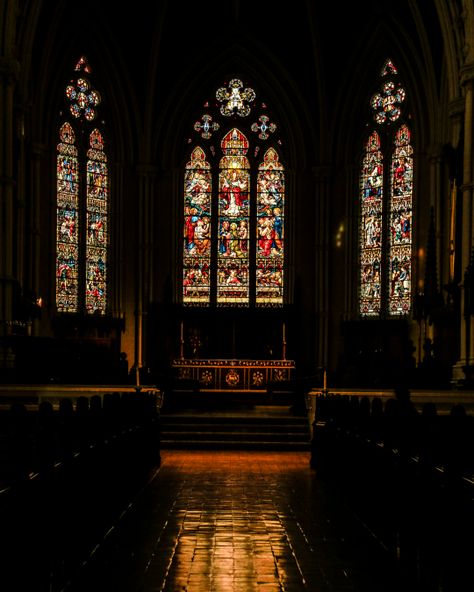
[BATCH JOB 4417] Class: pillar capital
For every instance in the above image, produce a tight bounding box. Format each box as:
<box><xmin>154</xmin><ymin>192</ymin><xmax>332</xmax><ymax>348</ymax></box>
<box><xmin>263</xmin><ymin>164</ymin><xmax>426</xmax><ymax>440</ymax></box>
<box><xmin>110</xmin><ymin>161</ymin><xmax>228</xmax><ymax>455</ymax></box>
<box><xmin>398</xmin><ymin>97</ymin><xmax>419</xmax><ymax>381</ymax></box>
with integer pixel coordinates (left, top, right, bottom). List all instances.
<box><xmin>460</xmin><ymin>62</ymin><xmax>474</xmax><ymax>87</ymax></box>
<box><xmin>448</xmin><ymin>96</ymin><xmax>465</xmax><ymax>118</ymax></box>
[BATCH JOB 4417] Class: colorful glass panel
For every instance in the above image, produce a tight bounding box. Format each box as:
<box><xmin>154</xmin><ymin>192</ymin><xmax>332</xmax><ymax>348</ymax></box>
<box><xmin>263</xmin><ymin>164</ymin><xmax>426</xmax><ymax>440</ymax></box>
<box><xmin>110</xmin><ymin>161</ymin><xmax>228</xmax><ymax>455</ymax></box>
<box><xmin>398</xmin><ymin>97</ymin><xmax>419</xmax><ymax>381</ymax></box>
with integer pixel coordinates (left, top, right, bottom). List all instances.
<box><xmin>251</xmin><ymin>115</ymin><xmax>277</xmax><ymax>140</ymax></box>
<box><xmin>371</xmin><ymin>59</ymin><xmax>405</xmax><ymax>125</ymax></box>
<box><xmin>217</xmin><ymin>129</ymin><xmax>250</xmax><ymax>305</ymax></box>
<box><xmin>359</xmin><ymin>131</ymin><xmax>383</xmax><ymax>316</ymax></box>
<box><xmin>56</xmin><ymin>122</ymin><xmax>79</xmax><ymax>312</ymax></box>
<box><xmin>86</xmin><ymin>129</ymin><xmax>108</xmax><ymax>314</ymax></box>
<box><xmin>256</xmin><ymin>148</ymin><xmax>284</xmax><ymax>306</ymax></box>
<box><xmin>388</xmin><ymin>124</ymin><xmax>413</xmax><ymax>315</ymax></box>
<box><xmin>216</xmin><ymin>79</ymin><xmax>256</xmax><ymax>117</ymax></box>
<box><xmin>194</xmin><ymin>114</ymin><xmax>219</xmax><ymax>139</ymax></box>
<box><xmin>183</xmin><ymin>147</ymin><xmax>212</xmax><ymax>305</ymax></box>
<box><xmin>381</xmin><ymin>59</ymin><xmax>398</xmax><ymax>77</ymax></box>
<box><xmin>65</xmin><ymin>57</ymin><xmax>100</xmax><ymax>122</ymax></box>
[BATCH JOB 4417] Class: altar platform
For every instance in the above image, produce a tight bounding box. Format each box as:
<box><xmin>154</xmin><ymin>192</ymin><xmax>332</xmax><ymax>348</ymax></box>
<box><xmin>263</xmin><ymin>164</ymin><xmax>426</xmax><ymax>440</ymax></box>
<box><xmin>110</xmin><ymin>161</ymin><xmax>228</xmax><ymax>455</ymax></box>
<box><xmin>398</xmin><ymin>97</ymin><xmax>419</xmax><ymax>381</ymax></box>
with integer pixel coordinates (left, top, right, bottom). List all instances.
<box><xmin>170</xmin><ymin>358</ymin><xmax>295</xmax><ymax>392</ymax></box>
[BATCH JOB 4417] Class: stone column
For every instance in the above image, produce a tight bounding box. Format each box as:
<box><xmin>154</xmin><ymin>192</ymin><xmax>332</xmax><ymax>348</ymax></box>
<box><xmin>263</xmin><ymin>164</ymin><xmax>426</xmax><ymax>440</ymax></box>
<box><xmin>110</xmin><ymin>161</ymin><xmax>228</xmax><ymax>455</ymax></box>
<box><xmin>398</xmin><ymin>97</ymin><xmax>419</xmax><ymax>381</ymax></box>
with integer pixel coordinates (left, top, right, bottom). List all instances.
<box><xmin>0</xmin><ymin>57</ymin><xmax>19</xmax><ymax>338</ymax></box>
<box><xmin>134</xmin><ymin>164</ymin><xmax>157</xmax><ymax>383</ymax></box>
<box><xmin>29</xmin><ymin>142</ymin><xmax>46</xmax><ymax>334</ymax></box>
<box><xmin>423</xmin><ymin>146</ymin><xmax>444</xmax><ymax>345</ymax></box>
<box><xmin>313</xmin><ymin>165</ymin><xmax>331</xmax><ymax>373</ymax></box>
<box><xmin>344</xmin><ymin>165</ymin><xmax>357</xmax><ymax>318</ymax></box>
<box><xmin>453</xmin><ymin>64</ymin><xmax>474</xmax><ymax>382</ymax></box>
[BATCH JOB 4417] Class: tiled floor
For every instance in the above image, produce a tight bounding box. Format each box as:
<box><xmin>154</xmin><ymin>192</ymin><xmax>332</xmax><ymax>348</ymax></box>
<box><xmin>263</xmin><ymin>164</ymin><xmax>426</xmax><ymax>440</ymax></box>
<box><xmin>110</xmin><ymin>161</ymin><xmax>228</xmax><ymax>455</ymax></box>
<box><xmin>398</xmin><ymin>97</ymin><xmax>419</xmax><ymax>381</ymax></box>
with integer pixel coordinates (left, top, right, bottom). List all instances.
<box><xmin>65</xmin><ymin>451</ymin><xmax>402</xmax><ymax>592</ymax></box>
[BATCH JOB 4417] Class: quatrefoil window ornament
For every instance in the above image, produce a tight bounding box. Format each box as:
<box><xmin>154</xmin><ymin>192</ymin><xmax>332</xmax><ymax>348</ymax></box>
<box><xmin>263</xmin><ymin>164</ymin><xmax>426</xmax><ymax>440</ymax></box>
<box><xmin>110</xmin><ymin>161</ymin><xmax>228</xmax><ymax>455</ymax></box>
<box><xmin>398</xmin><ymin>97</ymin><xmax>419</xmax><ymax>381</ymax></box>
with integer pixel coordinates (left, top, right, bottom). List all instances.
<box><xmin>371</xmin><ymin>60</ymin><xmax>406</xmax><ymax>125</ymax></box>
<box><xmin>65</xmin><ymin>77</ymin><xmax>101</xmax><ymax>121</ymax></box>
<box><xmin>251</xmin><ymin>115</ymin><xmax>277</xmax><ymax>140</ymax></box>
<box><xmin>194</xmin><ymin>114</ymin><xmax>220</xmax><ymax>139</ymax></box>
<box><xmin>216</xmin><ymin>79</ymin><xmax>256</xmax><ymax>117</ymax></box>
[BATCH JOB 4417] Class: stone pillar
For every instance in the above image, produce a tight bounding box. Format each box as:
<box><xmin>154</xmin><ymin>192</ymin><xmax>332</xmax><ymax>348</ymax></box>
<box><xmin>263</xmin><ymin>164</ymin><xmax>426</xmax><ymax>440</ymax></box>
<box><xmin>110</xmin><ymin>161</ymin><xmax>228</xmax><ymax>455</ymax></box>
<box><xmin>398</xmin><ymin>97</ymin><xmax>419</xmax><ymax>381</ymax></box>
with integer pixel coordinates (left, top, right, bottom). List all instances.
<box><xmin>110</xmin><ymin>160</ymin><xmax>124</xmax><ymax>319</ymax></box>
<box><xmin>0</xmin><ymin>57</ymin><xmax>19</xmax><ymax>338</ymax></box>
<box><xmin>344</xmin><ymin>165</ymin><xmax>357</xmax><ymax>318</ymax></box>
<box><xmin>29</xmin><ymin>142</ymin><xmax>46</xmax><ymax>334</ymax></box>
<box><xmin>453</xmin><ymin>64</ymin><xmax>474</xmax><ymax>383</ymax></box>
<box><xmin>313</xmin><ymin>166</ymin><xmax>331</xmax><ymax>372</ymax></box>
<box><xmin>424</xmin><ymin>146</ymin><xmax>444</xmax><ymax>345</ymax></box>
<box><xmin>134</xmin><ymin>164</ymin><xmax>157</xmax><ymax>382</ymax></box>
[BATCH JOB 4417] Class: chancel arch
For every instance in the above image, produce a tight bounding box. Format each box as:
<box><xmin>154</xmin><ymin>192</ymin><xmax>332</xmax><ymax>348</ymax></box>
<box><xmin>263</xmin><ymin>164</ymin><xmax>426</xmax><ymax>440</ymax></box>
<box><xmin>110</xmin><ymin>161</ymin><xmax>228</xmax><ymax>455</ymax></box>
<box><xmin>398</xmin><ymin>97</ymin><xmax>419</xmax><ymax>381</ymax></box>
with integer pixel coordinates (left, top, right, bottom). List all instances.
<box><xmin>174</xmin><ymin>76</ymin><xmax>294</xmax><ymax>387</ymax></box>
<box><xmin>182</xmin><ymin>79</ymin><xmax>286</xmax><ymax>310</ymax></box>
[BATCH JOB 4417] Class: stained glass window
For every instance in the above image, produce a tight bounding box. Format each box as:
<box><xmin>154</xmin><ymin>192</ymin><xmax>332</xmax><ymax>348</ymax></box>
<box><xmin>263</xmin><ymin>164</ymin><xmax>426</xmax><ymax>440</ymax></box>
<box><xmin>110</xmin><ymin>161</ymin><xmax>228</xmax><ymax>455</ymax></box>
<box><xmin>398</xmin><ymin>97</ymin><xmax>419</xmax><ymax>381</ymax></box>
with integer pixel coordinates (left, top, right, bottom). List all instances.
<box><xmin>257</xmin><ymin>148</ymin><xmax>285</xmax><ymax>305</ymax></box>
<box><xmin>56</xmin><ymin>122</ymin><xmax>79</xmax><ymax>312</ymax></box>
<box><xmin>183</xmin><ymin>147</ymin><xmax>212</xmax><ymax>305</ymax></box>
<box><xmin>182</xmin><ymin>79</ymin><xmax>284</xmax><ymax>308</ymax></box>
<box><xmin>56</xmin><ymin>57</ymin><xmax>108</xmax><ymax>315</ymax></box>
<box><xmin>217</xmin><ymin>129</ymin><xmax>250</xmax><ymax>306</ymax></box>
<box><xmin>86</xmin><ymin>129</ymin><xmax>108</xmax><ymax>313</ymax></box>
<box><xmin>389</xmin><ymin>124</ymin><xmax>413</xmax><ymax>315</ymax></box>
<box><xmin>359</xmin><ymin>60</ymin><xmax>413</xmax><ymax>318</ymax></box>
<box><xmin>359</xmin><ymin>132</ymin><xmax>383</xmax><ymax>316</ymax></box>
<box><xmin>371</xmin><ymin>60</ymin><xmax>406</xmax><ymax>125</ymax></box>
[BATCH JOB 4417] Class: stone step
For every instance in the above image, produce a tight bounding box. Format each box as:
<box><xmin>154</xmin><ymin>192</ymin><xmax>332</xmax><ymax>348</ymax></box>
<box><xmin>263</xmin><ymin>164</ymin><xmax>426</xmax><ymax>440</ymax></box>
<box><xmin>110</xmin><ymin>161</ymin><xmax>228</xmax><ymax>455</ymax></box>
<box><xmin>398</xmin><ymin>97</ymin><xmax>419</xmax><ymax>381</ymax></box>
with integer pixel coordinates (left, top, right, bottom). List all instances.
<box><xmin>161</xmin><ymin>417</ymin><xmax>309</xmax><ymax>428</ymax></box>
<box><xmin>160</xmin><ymin>439</ymin><xmax>311</xmax><ymax>451</ymax></box>
<box><xmin>162</xmin><ymin>430</ymin><xmax>309</xmax><ymax>442</ymax></box>
<box><xmin>159</xmin><ymin>404</ymin><xmax>311</xmax><ymax>450</ymax></box>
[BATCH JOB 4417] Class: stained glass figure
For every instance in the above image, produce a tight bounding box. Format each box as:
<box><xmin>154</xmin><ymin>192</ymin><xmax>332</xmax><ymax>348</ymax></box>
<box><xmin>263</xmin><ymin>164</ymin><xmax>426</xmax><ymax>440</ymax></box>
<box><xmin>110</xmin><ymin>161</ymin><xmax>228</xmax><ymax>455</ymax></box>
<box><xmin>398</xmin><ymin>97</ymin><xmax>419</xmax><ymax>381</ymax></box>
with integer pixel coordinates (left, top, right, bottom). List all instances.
<box><xmin>256</xmin><ymin>148</ymin><xmax>284</xmax><ymax>306</ymax></box>
<box><xmin>56</xmin><ymin>122</ymin><xmax>79</xmax><ymax>312</ymax></box>
<box><xmin>359</xmin><ymin>131</ymin><xmax>383</xmax><ymax>316</ymax></box>
<box><xmin>217</xmin><ymin>129</ymin><xmax>250</xmax><ymax>305</ymax></box>
<box><xmin>86</xmin><ymin>129</ymin><xmax>108</xmax><ymax>314</ymax></box>
<box><xmin>216</xmin><ymin>79</ymin><xmax>256</xmax><ymax>117</ymax></box>
<box><xmin>389</xmin><ymin>124</ymin><xmax>413</xmax><ymax>315</ymax></box>
<box><xmin>183</xmin><ymin>147</ymin><xmax>212</xmax><ymax>305</ymax></box>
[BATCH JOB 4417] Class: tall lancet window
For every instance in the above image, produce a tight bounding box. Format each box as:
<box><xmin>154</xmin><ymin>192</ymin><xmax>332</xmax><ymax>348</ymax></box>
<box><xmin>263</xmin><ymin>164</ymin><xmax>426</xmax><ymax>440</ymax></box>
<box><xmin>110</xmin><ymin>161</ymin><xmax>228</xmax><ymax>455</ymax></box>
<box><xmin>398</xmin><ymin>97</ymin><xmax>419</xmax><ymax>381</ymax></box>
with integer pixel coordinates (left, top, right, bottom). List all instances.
<box><xmin>359</xmin><ymin>59</ymin><xmax>413</xmax><ymax>317</ymax></box>
<box><xmin>257</xmin><ymin>148</ymin><xmax>285</xmax><ymax>305</ymax></box>
<box><xmin>183</xmin><ymin>147</ymin><xmax>212</xmax><ymax>305</ymax></box>
<box><xmin>182</xmin><ymin>78</ymin><xmax>285</xmax><ymax>308</ymax></box>
<box><xmin>218</xmin><ymin>129</ymin><xmax>250</xmax><ymax>305</ymax></box>
<box><xmin>56</xmin><ymin>56</ymin><xmax>108</xmax><ymax>314</ymax></box>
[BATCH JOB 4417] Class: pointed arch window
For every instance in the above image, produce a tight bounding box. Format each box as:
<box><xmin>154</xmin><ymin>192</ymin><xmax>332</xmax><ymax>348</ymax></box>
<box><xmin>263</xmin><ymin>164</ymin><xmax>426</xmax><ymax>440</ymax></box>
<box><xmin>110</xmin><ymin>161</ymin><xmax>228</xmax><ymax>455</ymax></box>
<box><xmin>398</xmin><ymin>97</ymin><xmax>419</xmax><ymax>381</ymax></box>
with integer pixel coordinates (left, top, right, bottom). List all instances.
<box><xmin>183</xmin><ymin>79</ymin><xmax>285</xmax><ymax>308</ymax></box>
<box><xmin>56</xmin><ymin>57</ymin><xmax>108</xmax><ymax>314</ymax></box>
<box><xmin>359</xmin><ymin>59</ymin><xmax>413</xmax><ymax>317</ymax></box>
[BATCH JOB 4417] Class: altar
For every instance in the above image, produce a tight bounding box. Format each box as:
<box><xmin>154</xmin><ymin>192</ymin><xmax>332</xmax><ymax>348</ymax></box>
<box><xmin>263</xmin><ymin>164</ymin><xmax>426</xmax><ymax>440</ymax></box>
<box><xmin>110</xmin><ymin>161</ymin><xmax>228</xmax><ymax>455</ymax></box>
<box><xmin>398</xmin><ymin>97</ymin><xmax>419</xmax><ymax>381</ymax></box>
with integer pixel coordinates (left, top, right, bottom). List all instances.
<box><xmin>171</xmin><ymin>359</ymin><xmax>295</xmax><ymax>391</ymax></box>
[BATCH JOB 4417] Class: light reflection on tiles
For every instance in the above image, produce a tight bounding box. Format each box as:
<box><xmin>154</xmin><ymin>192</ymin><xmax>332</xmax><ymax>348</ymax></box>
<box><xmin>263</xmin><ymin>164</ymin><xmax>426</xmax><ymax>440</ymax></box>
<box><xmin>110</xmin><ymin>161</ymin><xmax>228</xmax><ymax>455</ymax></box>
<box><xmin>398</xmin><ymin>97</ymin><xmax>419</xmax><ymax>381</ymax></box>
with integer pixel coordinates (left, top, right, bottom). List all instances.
<box><xmin>143</xmin><ymin>451</ymin><xmax>310</xmax><ymax>591</ymax></box>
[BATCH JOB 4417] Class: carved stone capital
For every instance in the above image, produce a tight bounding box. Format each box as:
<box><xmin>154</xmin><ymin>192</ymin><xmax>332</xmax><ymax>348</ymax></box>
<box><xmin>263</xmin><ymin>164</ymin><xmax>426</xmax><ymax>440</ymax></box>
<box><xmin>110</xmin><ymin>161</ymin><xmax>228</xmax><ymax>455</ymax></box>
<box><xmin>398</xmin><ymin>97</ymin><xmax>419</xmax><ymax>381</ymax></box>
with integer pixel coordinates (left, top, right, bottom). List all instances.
<box><xmin>460</xmin><ymin>62</ymin><xmax>474</xmax><ymax>87</ymax></box>
<box><xmin>448</xmin><ymin>96</ymin><xmax>465</xmax><ymax>119</ymax></box>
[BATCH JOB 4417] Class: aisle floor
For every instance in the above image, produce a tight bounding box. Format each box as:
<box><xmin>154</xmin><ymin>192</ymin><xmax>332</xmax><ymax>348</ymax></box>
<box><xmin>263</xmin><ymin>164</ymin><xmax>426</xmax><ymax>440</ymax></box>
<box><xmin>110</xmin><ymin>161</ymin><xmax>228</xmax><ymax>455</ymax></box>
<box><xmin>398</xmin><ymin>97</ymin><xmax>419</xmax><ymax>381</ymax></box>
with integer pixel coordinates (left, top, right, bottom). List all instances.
<box><xmin>66</xmin><ymin>451</ymin><xmax>402</xmax><ymax>592</ymax></box>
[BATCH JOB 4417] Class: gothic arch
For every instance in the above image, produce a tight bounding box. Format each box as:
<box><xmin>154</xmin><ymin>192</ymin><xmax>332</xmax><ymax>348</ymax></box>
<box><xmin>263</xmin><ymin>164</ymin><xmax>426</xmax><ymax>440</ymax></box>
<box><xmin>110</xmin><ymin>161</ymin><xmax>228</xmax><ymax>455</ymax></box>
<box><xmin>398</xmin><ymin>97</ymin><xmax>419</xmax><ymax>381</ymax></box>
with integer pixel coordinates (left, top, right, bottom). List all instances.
<box><xmin>154</xmin><ymin>45</ymin><xmax>311</xmax><ymax>172</ymax></box>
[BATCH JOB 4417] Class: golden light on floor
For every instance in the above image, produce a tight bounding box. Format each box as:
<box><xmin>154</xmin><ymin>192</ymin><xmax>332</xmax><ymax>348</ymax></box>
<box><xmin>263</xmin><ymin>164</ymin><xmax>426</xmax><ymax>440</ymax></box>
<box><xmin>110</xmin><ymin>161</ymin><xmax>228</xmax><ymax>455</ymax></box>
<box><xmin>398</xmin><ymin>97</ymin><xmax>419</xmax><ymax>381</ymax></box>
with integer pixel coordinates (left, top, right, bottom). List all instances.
<box><xmin>144</xmin><ymin>451</ymin><xmax>310</xmax><ymax>591</ymax></box>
